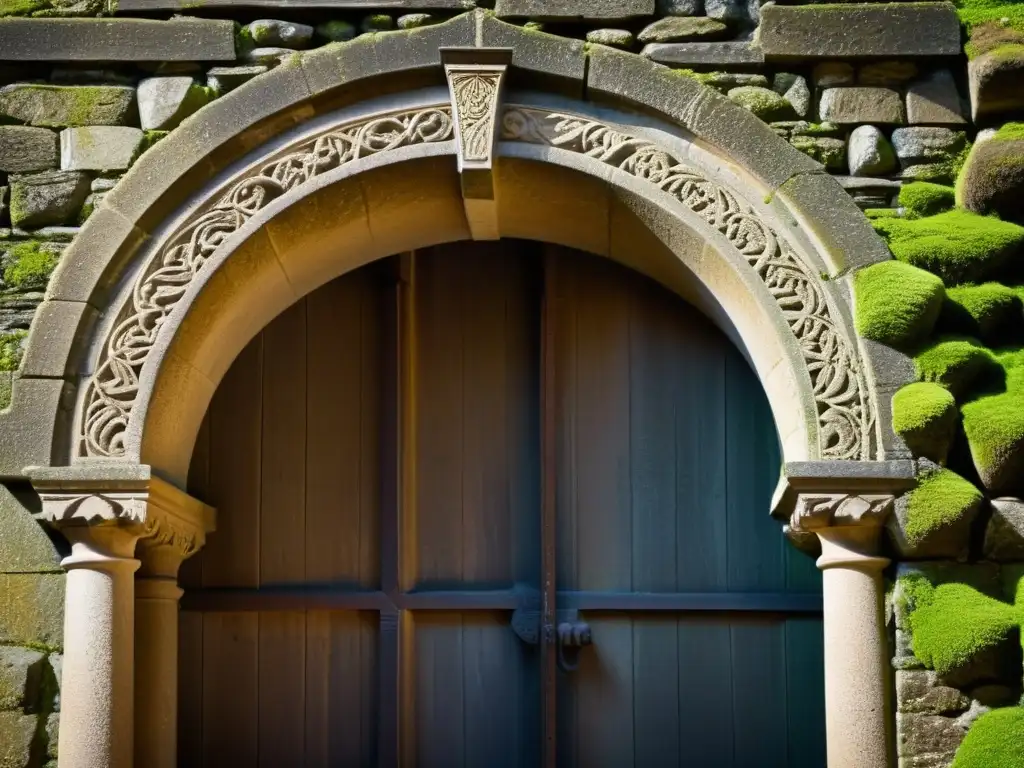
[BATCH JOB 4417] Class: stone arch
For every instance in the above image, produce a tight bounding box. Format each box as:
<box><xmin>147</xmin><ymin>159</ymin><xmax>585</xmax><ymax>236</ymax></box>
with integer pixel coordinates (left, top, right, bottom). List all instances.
<box><xmin>3</xmin><ymin>10</ymin><xmax>908</xmax><ymax>485</ymax></box>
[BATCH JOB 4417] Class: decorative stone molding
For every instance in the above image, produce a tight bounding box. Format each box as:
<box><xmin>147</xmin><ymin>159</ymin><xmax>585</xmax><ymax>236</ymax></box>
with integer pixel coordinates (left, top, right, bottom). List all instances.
<box><xmin>27</xmin><ymin>464</ymin><xmax>215</xmax><ymax>558</ymax></box>
<box><xmin>791</xmin><ymin>493</ymin><xmax>895</xmax><ymax>532</ymax></box>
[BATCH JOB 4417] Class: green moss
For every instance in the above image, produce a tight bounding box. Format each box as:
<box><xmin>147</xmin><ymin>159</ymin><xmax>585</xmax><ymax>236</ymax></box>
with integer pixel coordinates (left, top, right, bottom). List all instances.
<box><xmin>910</xmin><ymin>581</ymin><xmax>1018</xmax><ymax>674</ymax></box>
<box><xmin>2</xmin><ymin>241</ymin><xmax>57</xmax><ymax>290</ymax></box>
<box><xmin>0</xmin><ymin>0</ymin><xmax>46</xmax><ymax>15</ymax></box>
<box><xmin>234</xmin><ymin>23</ymin><xmax>255</xmax><ymax>56</ymax></box>
<box><xmin>66</xmin><ymin>87</ymin><xmax>119</xmax><ymax>127</ymax></box>
<box><xmin>854</xmin><ymin>261</ymin><xmax>945</xmax><ymax>351</ymax></box>
<box><xmin>961</xmin><ymin>354</ymin><xmax>1024</xmax><ymax>486</ymax></box>
<box><xmin>892</xmin><ymin>382</ymin><xmax>959</xmax><ymax>462</ymax></box>
<box><xmin>0</xmin><ymin>331</ymin><xmax>26</xmax><ymax>372</ymax></box>
<box><xmin>915</xmin><ymin>337</ymin><xmax>1000</xmax><ymax>398</ymax></box>
<box><xmin>899</xmin><ymin>182</ymin><xmax>956</xmax><ymax>218</ymax></box>
<box><xmin>872</xmin><ymin>210</ymin><xmax>1024</xmax><ymax>285</ymax></box>
<box><xmin>952</xmin><ymin>707</ymin><xmax>1024</xmax><ymax>768</ymax></box>
<box><xmin>904</xmin><ymin>468</ymin><xmax>983</xmax><ymax>545</ymax></box>
<box><xmin>996</xmin><ymin>121</ymin><xmax>1024</xmax><ymax>142</ymax></box>
<box><xmin>941</xmin><ymin>282</ymin><xmax>1023</xmax><ymax>343</ymax></box>
<box><xmin>865</xmin><ymin>208</ymin><xmax>901</xmax><ymax>219</ymax></box>
<box><xmin>957</xmin><ymin>0</ymin><xmax>1024</xmax><ymax>48</ymax></box>
<box><xmin>727</xmin><ymin>86</ymin><xmax>796</xmax><ymax>122</ymax></box>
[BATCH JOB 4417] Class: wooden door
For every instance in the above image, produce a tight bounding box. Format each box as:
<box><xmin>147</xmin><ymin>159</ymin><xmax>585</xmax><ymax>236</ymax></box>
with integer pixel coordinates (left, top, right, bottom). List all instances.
<box><xmin>178</xmin><ymin>241</ymin><xmax>824</xmax><ymax>767</ymax></box>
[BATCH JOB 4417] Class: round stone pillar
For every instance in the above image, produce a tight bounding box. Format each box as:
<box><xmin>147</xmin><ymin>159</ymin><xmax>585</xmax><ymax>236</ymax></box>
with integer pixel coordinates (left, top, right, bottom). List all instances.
<box><xmin>58</xmin><ymin>525</ymin><xmax>142</xmax><ymax>768</ymax></box>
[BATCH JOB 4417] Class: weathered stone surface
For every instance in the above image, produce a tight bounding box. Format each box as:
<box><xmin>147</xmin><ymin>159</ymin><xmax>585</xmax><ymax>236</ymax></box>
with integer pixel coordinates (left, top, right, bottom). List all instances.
<box><xmin>360</xmin><ymin>14</ymin><xmax>394</xmax><ymax>33</ymax></box>
<box><xmin>657</xmin><ymin>0</ymin><xmax>702</xmax><ymax>14</ymax></box>
<box><xmin>641</xmin><ymin>41</ymin><xmax>763</xmax><ymax>66</ymax></box>
<box><xmin>59</xmin><ymin>127</ymin><xmax>143</xmax><ymax>172</ymax></box>
<box><xmin>759</xmin><ymin>3</ymin><xmax>962</xmax><ymax>59</ymax></box>
<box><xmin>848</xmin><ymin>125</ymin><xmax>896</xmax><ymax>176</ymax></box>
<box><xmin>0</xmin><ymin>485</ymin><xmax>60</xmax><ymax>573</ymax></box>
<box><xmin>891</xmin><ymin>127</ymin><xmax>966</xmax><ymax>166</ymax></box>
<box><xmin>859</xmin><ymin>60</ymin><xmax>919</xmax><ymax>87</ymax></box>
<box><xmin>896</xmin><ymin>713</ymin><xmax>966</xmax><ymax>758</ymax></box>
<box><xmin>314</xmin><ymin>20</ymin><xmax>356</xmax><ymax>43</ymax></box>
<box><xmin>982</xmin><ymin>498</ymin><xmax>1024</xmax><ymax>561</ymax></box>
<box><xmin>0</xmin><ymin>85</ymin><xmax>135</xmax><ymax>128</ymax></box>
<box><xmin>969</xmin><ymin>46</ymin><xmax>1024</xmax><ymax>121</ymax></box>
<box><xmin>0</xmin><ymin>713</ymin><xmax>36</xmax><ymax>768</ymax></box>
<box><xmin>0</xmin><ymin>127</ymin><xmax>58</xmax><ymax>174</ymax></box>
<box><xmin>0</xmin><ymin>573</ymin><xmax>64</xmax><ymax>648</ymax></box>
<box><xmin>790</xmin><ymin>135</ymin><xmax>845</xmax><ymax>171</ymax></box>
<box><xmin>48</xmin><ymin>654</ymin><xmax>61</xmax><ymax>712</ymax></box>
<box><xmin>496</xmin><ymin>0</ymin><xmax>655</xmax><ymax>20</ymax></box>
<box><xmin>812</xmin><ymin>61</ymin><xmax>854</xmax><ymax>88</ymax></box>
<box><xmin>137</xmin><ymin>77</ymin><xmax>212</xmax><ymax>131</ymax></box>
<box><xmin>206</xmin><ymin>65</ymin><xmax>268</xmax><ymax>95</ymax></box>
<box><xmin>728</xmin><ymin>85</ymin><xmax>797</xmax><ymax>121</ymax></box>
<box><xmin>638</xmin><ymin>16</ymin><xmax>727</xmax><ymax>43</ymax></box>
<box><xmin>957</xmin><ymin>133</ymin><xmax>1024</xmax><ymax>225</ymax></box>
<box><xmin>697</xmin><ymin>72</ymin><xmax>768</xmax><ymax>91</ymax></box>
<box><xmin>9</xmin><ymin>171</ymin><xmax>90</xmax><ymax>230</ymax></box>
<box><xmin>819</xmin><ymin>87</ymin><xmax>904</xmax><ymax>125</ymax></box>
<box><xmin>246</xmin><ymin>19</ymin><xmax>314</xmax><ymax>49</ymax></box>
<box><xmin>398</xmin><ymin>13</ymin><xmax>435</xmax><ymax>30</ymax></box>
<box><xmin>0</xmin><ymin>646</ymin><xmax>44</xmax><ymax>711</ymax></box>
<box><xmin>0</xmin><ymin>18</ymin><xmax>236</xmax><ymax>62</ymax></box>
<box><xmin>46</xmin><ymin>712</ymin><xmax>58</xmax><ymax>760</ymax></box>
<box><xmin>772</xmin><ymin>72</ymin><xmax>809</xmax><ymax>118</ymax></box>
<box><xmin>906</xmin><ymin>69</ymin><xmax>966</xmax><ymax>126</ymax></box>
<box><xmin>586</xmin><ymin>29</ymin><xmax>635</xmax><ymax>49</ymax></box>
<box><xmin>243</xmin><ymin>47</ymin><xmax>295</xmax><ymax>67</ymax></box>
<box><xmin>704</xmin><ymin>0</ymin><xmax>759</xmax><ymax>26</ymax></box>
<box><xmin>49</xmin><ymin>68</ymin><xmax>135</xmax><ymax>87</ymax></box>
<box><xmin>897</xmin><ymin>670</ymin><xmax>972</xmax><ymax>716</ymax></box>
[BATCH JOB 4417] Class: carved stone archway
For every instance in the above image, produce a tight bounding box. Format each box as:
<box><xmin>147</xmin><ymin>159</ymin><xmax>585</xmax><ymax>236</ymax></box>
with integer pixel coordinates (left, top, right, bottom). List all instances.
<box><xmin>4</xmin><ymin>11</ymin><xmax>918</xmax><ymax>767</ymax></box>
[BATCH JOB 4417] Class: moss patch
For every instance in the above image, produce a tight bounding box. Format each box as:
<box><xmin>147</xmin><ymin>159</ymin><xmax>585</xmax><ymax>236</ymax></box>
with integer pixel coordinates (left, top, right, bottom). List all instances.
<box><xmin>0</xmin><ymin>0</ymin><xmax>46</xmax><ymax>15</ymax></box>
<box><xmin>854</xmin><ymin>261</ymin><xmax>945</xmax><ymax>351</ymax></box>
<box><xmin>951</xmin><ymin>707</ymin><xmax>1024</xmax><ymax>768</ymax></box>
<box><xmin>961</xmin><ymin>352</ymin><xmax>1024</xmax><ymax>493</ymax></box>
<box><xmin>0</xmin><ymin>331</ymin><xmax>26</xmax><ymax>372</ymax></box>
<box><xmin>941</xmin><ymin>282</ymin><xmax>1023</xmax><ymax>343</ymax></box>
<box><xmin>892</xmin><ymin>382</ymin><xmax>959</xmax><ymax>462</ymax></box>
<box><xmin>957</xmin><ymin>0</ymin><xmax>1024</xmax><ymax>56</ymax></box>
<box><xmin>726</xmin><ymin>86</ymin><xmax>796</xmax><ymax>122</ymax></box>
<box><xmin>915</xmin><ymin>337</ymin><xmax>1000</xmax><ymax>398</ymax></box>
<box><xmin>2</xmin><ymin>241</ymin><xmax>57</xmax><ymax>291</ymax></box>
<box><xmin>872</xmin><ymin>209</ymin><xmax>1024</xmax><ymax>285</ymax></box>
<box><xmin>899</xmin><ymin>182</ymin><xmax>956</xmax><ymax>219</ymax></box>
<box><xmin>904</xmin><ymin>468</ymin><xmax>984</xmax><ymax>546</ymax></box>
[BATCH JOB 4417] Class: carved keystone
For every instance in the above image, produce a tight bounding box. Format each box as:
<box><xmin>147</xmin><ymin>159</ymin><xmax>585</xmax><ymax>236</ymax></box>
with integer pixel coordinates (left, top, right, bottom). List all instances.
<box><xmin>442</xmin><ymin>47</ymin><xmax>512</xmax><ymax>241</ymax></box>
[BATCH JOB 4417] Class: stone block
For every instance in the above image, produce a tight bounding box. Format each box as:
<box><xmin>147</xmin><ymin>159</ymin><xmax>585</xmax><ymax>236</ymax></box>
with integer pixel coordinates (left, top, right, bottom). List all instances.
<box><xmin>495</xmin><ymin>0</ymin><xmax>655</xmax><ymax>20</ymax></box>
<box><xmin>0</xmin><ymin>484</ymin><xmax>61</xmax><ymax>573</ymax></box>
<box><xmin>705</xmin><ymin>0</ymin><xmax>760</xmax><ymax>26</ymax></box>
<box><xmin>586</xmin><ymin>29</ymin><xmax>636</xmax><ymax>49</ymax></box>
<box><xmin>206</xmin><ymin>66</ymin><xmax>268</xmax><ymax>95</ymax></box>
<box><xmin>772</xmin><ymin>73</ymin><xmax>810</xmax><ymax>118</ymax></box>
<box><xmin>728</xmin><ymin>85</ymin><xmax>797</xmax><ymax>121</ymax></box>
<box><xmin>638</xmin><ymin>17</ymin><xmax>727</xmax><ymax>43</ymax></box>
<box><xmin>0</xmin><ymin>84</ymin><xmax>136</xmax><ymax>128</ymax></box>
<box><xmin>59</xmin><ymin>127</ymin><xmax>143</xmax><ymax>172</ymax></box>
<box><xmin>983</xmin><ymin>498</ymin><xmax>1024</xmax><ymax>561</ymax></box>
<box><xmin>891</xmin><ymin>127</ymin><xmax>966</xmax><ymax>167</ymax></box>
<box><xmin>242</xmin><ymin>48</ymin><xmax>295</xmax><ymax>68</ymax></box>
<box><xmin>246</xmin><ymin>19</ymin><xmax>314</xmax><ymax>50</ymax></box>
<box><xmin>657</xmin><ymin>0</ymin><xmax>702</xmax><ymax>14</ymax></box>
<box><xmin>137</xmin><ymin>77</ymin><xmax>213</xmax><ymax>132</ymax></box>
<box><xmin>0</xmin><ymin>573</ymin><xmax>64</xmax><ymax>649</ymax></box>
<box><xmin>398</xmin><ymin>14</ymin><xmax>436</xmax><ymax>30</ymax></box>
<box><xmin>0</xmin><ymin>713</ymin><xmax>36</xmax><ymax>768</ymax></box>
<box><xmin>819</xmin><ymin>87</ymin><xmax>904</xmax><ymax>125</ymax></box>
<box><xmin>859</xmin><ymin>61</ymin><xmax>919</xmax><ymax>87</ymax></box>
<box><xmin>759</xmin><ymin>3</ymin><xmax>962</xmax><ymax>59</ymax></box>
<box><xmin>479</xmin><ymin>15</ymin><xmax>587</xmax><ymax>96</ymax></box>
<box><xmin>0</xmin><ymin>646</ymin><xmax>44</xmax><ymax>712</ymax></box>
<box><xmin>0</xmin><ymin>18</ymin><xmax>236</xmax><ymax>62</ymax></box>
<box><xmin>907</xmin><ymin>69</ymin><xmax>966</xmax><ymax>126</ymax></box>
<box><xmin>789</xmin><ymin>135</ymin><xmax>845</xmax><ymax>171</ymax></box>
<box><xmin>969</xmin><ymin>46</ymin><xmax>1024</xmax><ymax>121</ymax></box>
<box><xmin>897</xmin><ymin>670</ymin><xmax>971</xmax><ymax>716</ymax></box>
<box><xmin>47</xmin><ymin>655</ymin><xmax>60</xmax><ymax>712</ymax></box>
<box><xmin>46</xmin><ymin>712</ymin><xmax>58</xmax><ymax>759</ymax></box>
<box><xmin>640</xmin><ymin>41</ymin><xmax>764</xmax><ymax>66</ymax></box>
<box><xmin>896</xmin><ymin>713</ymin><xmax>966</xmax><ymax>758</ymax></box>
<box><xmin>0</xmin><ymin>127</ymin><xmax>58</xmax><ymax>174</ymax></box>
<box><xmin>9</xmin><ymin>171</ymin><xmax>90</xmax><ymax>230</ymax></box>
<box><xmin>848</xmin><ymin>125</ymin><xmax>896</xmax><ymax>177</ymax></box>
<box><xmin>812</xmin><ymin>61</ymin><xmax>854</xmax><ymax>88</ymax></box>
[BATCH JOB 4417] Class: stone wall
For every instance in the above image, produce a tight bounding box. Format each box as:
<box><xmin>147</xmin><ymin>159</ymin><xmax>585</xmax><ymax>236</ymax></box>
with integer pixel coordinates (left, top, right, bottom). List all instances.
<box><xmin>0</xmin><ymin>1</ymin><xmax>1022</xmax><ymax>766</ymax></box>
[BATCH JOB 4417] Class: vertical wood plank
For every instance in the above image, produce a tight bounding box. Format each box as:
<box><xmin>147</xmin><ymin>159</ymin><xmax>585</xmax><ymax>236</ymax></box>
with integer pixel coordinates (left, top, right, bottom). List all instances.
<box><xmin>785</xmin><ymin>617</ymin><xmax>826</xmax><ymax>767</ymax></box>
<box><xmin>730</xmin><ymin>620</ymin><xmax>789</xmax><ymax>767</ymax></box>
<box><xmin>677</xmin><ymin>620</ymin><xmax>735</xmax><ymax>766</ymax></box>
<box><xmin>177</xmin><ymin>610</ymin><xmax>203</xmax><ymax>765</ymax></box>
<box><xmin>180</xmin><ymin>413</ymin><xmax>209</xmax><ymax>590</ymax></box>
<box><xmin>258</xmin><ymin>611</ymin><xmax>306</xmax><ymax>766</ymax></box>
<box><xmin>202</xmin><ymin>613</ymin><xmax>259</xmax><ymax>765</ymax></box>
<box><xmin>413</xmin><ymin>614</ymin><xmax>465</xmax><ymax>768</ymax></box>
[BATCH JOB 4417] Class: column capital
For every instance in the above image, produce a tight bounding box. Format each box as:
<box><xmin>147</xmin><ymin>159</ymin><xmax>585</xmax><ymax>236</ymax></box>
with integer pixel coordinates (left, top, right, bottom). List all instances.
<box><xmin>25</xmin><ymin>462</ymin><xmax>216</xmax><ymax>561</ymax></box>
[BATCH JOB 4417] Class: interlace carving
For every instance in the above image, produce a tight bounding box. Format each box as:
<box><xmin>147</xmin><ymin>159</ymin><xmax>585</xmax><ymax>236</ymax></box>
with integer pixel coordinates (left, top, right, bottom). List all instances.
<box><xmin>81</xmin><ymin>107</ymin><xmax>453</xmax><ymax>458</ymax></box>
<box><xmin>501</xmin><ymin>108</ymin><xmax>874</xmax><ymax>460</ymax></box>
<box><xmin>450</xmin><ymin>73</ymin><xmax>501</xmax><ymax>162</ymax></box>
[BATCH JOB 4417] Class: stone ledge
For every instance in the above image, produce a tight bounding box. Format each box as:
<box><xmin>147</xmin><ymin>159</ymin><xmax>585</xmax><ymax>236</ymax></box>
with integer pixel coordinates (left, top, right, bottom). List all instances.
<box><xmin>641</xmin><ymin>41</ymin><xmax>765</xmax><ymax>67</ymax></box>
<box><xmin>115</xmin><ymin>0</ymin><xmax>475</xmax><ymax>8</ymax></box>
<box><xmin>758</xmin><ymin>3</ymin><xmax>962</xmax><ymax>60</ymax></box>
<box><xmin>0</xmin><ymin>18</ymin><xmax>237</xmax><ymax>62</ymax></box>
<box><xmin>496</xmin><ymin>0</ymin><xmax>655</xmax><ymax>21</ymax></box>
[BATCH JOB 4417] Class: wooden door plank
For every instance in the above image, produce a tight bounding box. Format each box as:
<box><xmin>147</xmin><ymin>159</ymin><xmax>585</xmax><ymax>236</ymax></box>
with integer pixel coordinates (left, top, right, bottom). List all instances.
<box><xmin>785</xmin><ymin>617</ymin><xmax>826</xmax><ymax>767</ymax></box>
<box><xmin>730</xmin><ymin>620</ymin><xmax>789</xmax><ymax>767</ymax></box>
<box><xmin>677</xmin><ymin>619</ymin><xmax>735</xmax><ymax>766</ymax></box>
<box><xmin>203</xmin><ymin>336</ymin><xmax>263</xmax><ymax>587</ymax></box>
<box><xmin>202</xmin><ymin>612</ymin><xmax>259</xmax><ymax>765</ymax></box>
<box><xmin>261</xmin><ymin>299</ymin><xmax>307</xmax><ymax>586</ymax></box>
<box><xmin>631</xmin><ymin>618</ymin><xmax>680</xmax><ymax>767</ymax></box>
<box><xmin>258</xmin><ymin>611</ymin><xmax>307</xmax><ymax>766</ymax></box>
<box><xmin>180</xmin><ymin>413</ymin><xmax>210</xmax><ymax>590</ymax></box>
<box><xmin>306</xmin><ymin>272</ymin><xmax>382</xmax><ymax>588</ymax></box>
<box><xmin>412</xmin><ymin>614</ymin><xmax>465</xmax><ymax>768</ymax></box>
<box><xmin>177</xmin><ymin>610</ymin><xmax>203</xmax><ymax>765</ymax></box>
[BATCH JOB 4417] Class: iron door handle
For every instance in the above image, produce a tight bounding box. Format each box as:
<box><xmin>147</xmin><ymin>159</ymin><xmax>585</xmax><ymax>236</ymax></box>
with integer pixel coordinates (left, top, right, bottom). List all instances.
<box><xmin>511</xmin><ymin>603</ymin><xmax>592</xmax><ymax>672</ymax></box>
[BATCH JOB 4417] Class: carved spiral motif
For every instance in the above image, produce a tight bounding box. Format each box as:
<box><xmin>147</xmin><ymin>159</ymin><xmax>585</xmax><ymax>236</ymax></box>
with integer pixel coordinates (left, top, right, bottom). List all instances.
<box><xmin>80</xmin><ymin>107</ymin><xmax>453</xmax><ymax>458</ymax></box>
<box><xmin>501</xmin><ymin>109</ymin><xmax>874</xmax><ymax>460</ymax></box>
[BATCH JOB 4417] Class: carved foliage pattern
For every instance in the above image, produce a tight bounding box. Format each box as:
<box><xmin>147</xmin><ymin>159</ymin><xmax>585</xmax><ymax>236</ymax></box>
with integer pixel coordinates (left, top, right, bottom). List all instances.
<box><xmin>80</xmin><ymin>103</ymin><xmax>874</xmax><ymax>462</ymax></box>
<box><xmin>501</xmin><ymin>108</ymin><xmax>874</xmax><ymax>460</ymax></box>
<box><xmin>81</xmin><ymin>107</ymin><xmax>453</xmax><ymax>458</ymax></box>
<box><xmin>450</xmin><ymin>72</ymin><xmax>501</xmax><ymax>162</ymax></box>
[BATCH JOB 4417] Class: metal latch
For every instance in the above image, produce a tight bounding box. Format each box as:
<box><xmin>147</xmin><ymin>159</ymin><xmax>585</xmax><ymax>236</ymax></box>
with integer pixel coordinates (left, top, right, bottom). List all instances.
<box><xmin>511</xmin><ymin>606</ymin><xmax>592</xmax><ymax>672</ymax></box>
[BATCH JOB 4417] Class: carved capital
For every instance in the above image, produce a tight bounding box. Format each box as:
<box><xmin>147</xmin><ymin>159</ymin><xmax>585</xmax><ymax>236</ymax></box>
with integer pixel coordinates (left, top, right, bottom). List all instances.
<box><xmin>790</xmin><ymin>493</ymin><xmax>894</xmax><ymax>532</ymax></box>
<box><xmin>27</xmin><ymin>463</ymin><xmax>215</xmax><ymax>561</ymax></box>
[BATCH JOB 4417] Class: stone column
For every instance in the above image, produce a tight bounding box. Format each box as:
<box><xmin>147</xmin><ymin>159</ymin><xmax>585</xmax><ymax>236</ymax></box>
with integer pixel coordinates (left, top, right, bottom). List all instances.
<box><xmin>27</xmin><ymin>465</ymin><xmax>215</xmax><ymax>768</ymax></box>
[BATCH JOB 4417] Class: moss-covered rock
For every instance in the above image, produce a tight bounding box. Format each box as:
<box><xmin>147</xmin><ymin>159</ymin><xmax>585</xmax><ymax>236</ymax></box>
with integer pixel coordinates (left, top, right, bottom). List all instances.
<box><xmin>854</xmin><ymin>261</ymin><xmax>945</xmax><ymax>351</ymax></box>
<box><xmin>726</xmin><ymin>86</ymin><xmax>797</xmax><ymax>122</ymax></box>
<box><xmin>957</xmin><ymin>123</ymin><xmax>1024</xmax><ymax>225</ymax></box>
<box><xmin>1</xmin><ymin>240</ymin><xmax>58</xmax><ymax>291</ymax></box>
<box><xmin>915</xmin><ymin>337</ymin><xmax>1001</xmax><ymax>398</ymax></box>
<box><xmin>0</xmin><ymin>331</ymin><xmax>26</xmax><ymax>372</ymax></box>
<box><xmin>872</xmin><ymin>210</ymin><xmax>1024</xmax><ymax>285</ymax></box>
<box><xmin>962</xmin><ymin>350</ymin><xmax>1024</xmax><ymax>495</ymax></box>
<box><xmin>899</xmin><ymin>182</ymin><xmax>956</xmax><ymax>219</ymax></box>
<box><xmin>890</xmin><ymin>466</ymin><xmax>984</xmax><ymax>558</ymax></box>
<box><xmin>789</xmin><ymin>135</ymin><xmax>846</xmax><ymax>170</ymax></box>
<box><xmin>951</xmin><ymin>706</ymin><xmax>1024</xmax><ymax>768</ymax></box>
<box><xmin>940</xmin><ymin>282</ymin><xmax>1023</xmax><ymax>344</ymax></box>
<box><xmin>892</xmin><ymin>382</ymin><xmax>959</xmax><ymax>463</ymax></box>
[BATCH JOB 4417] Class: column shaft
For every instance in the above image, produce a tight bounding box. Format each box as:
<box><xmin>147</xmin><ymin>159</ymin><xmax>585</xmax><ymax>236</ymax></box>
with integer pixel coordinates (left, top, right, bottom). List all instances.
<box><xmin>134</xmin><ymin>575</ymin><xmax>184</xmax><ymax>768</ymax></box>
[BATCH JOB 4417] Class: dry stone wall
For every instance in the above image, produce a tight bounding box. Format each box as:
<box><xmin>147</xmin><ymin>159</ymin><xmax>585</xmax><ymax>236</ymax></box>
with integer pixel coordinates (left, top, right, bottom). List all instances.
<box><xmin>0</xmin><ymin>2</ymin><xmax>1022</xmax><ymax>767</ymax></box>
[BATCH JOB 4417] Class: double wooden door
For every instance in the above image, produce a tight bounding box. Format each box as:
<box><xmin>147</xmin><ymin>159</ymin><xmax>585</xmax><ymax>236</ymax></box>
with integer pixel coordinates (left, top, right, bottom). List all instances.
<box><xmin>178</xmin><ymin>241</ymin><xmax>825</xmax><ymax>767</ymax></box>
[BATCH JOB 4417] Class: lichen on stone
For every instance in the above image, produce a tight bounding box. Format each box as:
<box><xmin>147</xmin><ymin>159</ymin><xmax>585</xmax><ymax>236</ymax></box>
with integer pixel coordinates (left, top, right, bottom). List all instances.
<box><xmin>854</xmin><ymin>260</ymin><xmax>945</xmax><ymax>351</ymax></box>
<box><xmin>892</xmin><ymin>382</ymin><xmax>959</xmax><ymax>462</ymax></box>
